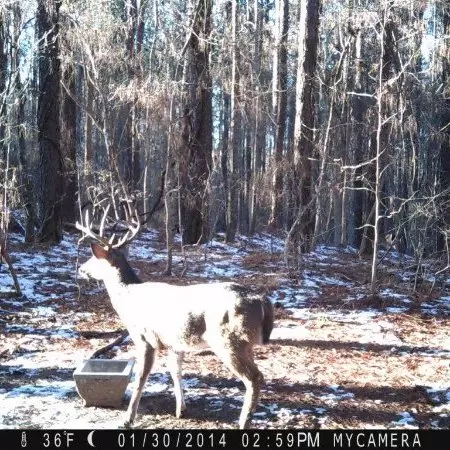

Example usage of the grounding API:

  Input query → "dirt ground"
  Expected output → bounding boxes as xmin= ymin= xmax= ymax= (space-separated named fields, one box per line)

xmin=1 ymin=231 xmax=449 ymax=429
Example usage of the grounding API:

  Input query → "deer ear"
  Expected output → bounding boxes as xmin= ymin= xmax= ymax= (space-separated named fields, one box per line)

xmin=91 ymin=243 xmax=109 ymax=260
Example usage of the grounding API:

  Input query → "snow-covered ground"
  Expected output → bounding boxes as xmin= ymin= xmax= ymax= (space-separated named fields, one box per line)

xmin=1 ymin=231 xmax=449 ymax=429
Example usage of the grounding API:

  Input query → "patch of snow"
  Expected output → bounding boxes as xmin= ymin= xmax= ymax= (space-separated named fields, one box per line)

xmin=320 ymin=386 xmax=355 ymax=403
xmin=143 ymin=382 xmax=169 ymax=394
xmin=290 ymin=308 xmax=381 ymax=323
xmin=6 ymin=323 xmax=79 ymax=339
xmin=269 ymin=286 xmax=310 ymax=309
xmin=380 ymin=288 xmax=412 ymax=302
xmin=183 ymin=377 xmax=202 ymax=388
xmin=302 ymin=277 xmax=320 ymax=289
xmin=253 ymin=233 xmax=285 ymax=253
xmin=7 ymin=353 xmax=78 ymax=371
xmin=426 ymin=386 xmax=450 ymax=412
xmin=309 ymin=274 xmax=350 ymax=287
xmin=432 ymin=404 xmax=450 ymax=413
xmin=201 ymin=262 xmax=252 ymax=279
xmin=421 ymin=297 xmax=450 ymax=316
xmin=385 ymin=307 xmax=409 ymax=313
xmin=270 ymin=324 xmax=310 ymax=341
xmin=5 ymin=380 xmax=75 ymax=399
xmin=311 ymin=246 xmax=356 ymax=262
xmin=391 ymin=411 xmax=417 ymax=427
xmin=32 ymin=306 xmax=57 ymax=317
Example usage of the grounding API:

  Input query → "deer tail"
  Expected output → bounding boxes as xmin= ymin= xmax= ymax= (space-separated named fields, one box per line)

xmin=261 ymin=298 xmax=274 ymax=344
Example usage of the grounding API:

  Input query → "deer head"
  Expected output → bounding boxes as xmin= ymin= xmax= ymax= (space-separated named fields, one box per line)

xmin=76 ymin=201 xmax=141 ymax=284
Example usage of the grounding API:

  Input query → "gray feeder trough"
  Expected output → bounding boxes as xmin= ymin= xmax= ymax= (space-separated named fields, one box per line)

xmin=74 ymin=359 xmax=135 ymax=407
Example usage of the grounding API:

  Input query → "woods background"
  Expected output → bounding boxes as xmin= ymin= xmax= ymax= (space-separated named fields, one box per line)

xmin=0 ymin=0 xmax=449 ymax=288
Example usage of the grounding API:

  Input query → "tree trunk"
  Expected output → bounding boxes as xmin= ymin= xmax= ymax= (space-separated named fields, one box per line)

xmin=348 ymin=22 xmax=367 ymax=248
xmin=371 ymin=9 xmax=397 ymax=292
xmin=226 ymin=0 xmax=241 ymax=242
xmin=439 ymin=1 xmax=450 ymax=249
xmin=0 ymin=7 xmax=7 ymax=164
xmin=18 ymin=79 xmax=35 ymax=241
xmin=11 ymin=4 xmax=35 ymax=242
xmin=241 ymin=129 xmax=251 ymax=234
xmin=36 ymin=0 xmax=63 ymax=244
xmin=164 ymin=95 xmax=178 ymax=275
xmin=221 ymin=91 xmax=230 ymax=233
xmin=249 ymin=0 xmax=264 ymax=234
xmin=180 ymin=0 xmax=213 ymax=245
xmin=133 ymin=0 xmax=145 ymax=192
xmin=269 ymin=0 xmax=289 ymax=230
xmin=84 ymin=68 xmax=93 ymax=176
xmin=287 ymin=0 xmax=321 ymax=257
xmin=61 ymin=61 xmax=77 ymax=225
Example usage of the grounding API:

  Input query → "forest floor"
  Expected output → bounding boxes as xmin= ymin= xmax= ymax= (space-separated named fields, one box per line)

xmin=0 ymin=230 xmax=449 ymax=429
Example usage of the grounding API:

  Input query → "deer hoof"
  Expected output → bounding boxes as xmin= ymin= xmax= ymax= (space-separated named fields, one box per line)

xmin=239 ymin=419 xmax=251 ymax=430
xmin=121 ymin=419 xmax=133 ymax=429
xmin=176 ymin=406 xmax=186 ymax=419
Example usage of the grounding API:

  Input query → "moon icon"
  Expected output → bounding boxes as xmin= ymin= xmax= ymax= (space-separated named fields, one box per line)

xmin=87 ymin=430 xmax=96 ymax=448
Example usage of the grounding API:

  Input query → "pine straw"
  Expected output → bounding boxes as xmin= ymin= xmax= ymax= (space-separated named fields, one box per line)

xmin=1 ymin=236 xmax=449 ymax=429
xmin=66 ymin=245 xmax=450 ymax=428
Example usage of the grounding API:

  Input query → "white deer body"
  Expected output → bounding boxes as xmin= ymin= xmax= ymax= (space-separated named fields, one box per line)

xmin=104 ymin=281 xmax=265 ymax=352
xmin=78 ymin=243 xmax=273 ymax=429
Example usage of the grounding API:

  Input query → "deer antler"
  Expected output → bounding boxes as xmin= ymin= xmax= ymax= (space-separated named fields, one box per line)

xmin=76 ymin=206 xmax=111 ymax=248
xmin=76 ymin=200 xmax=141 ymax=249
xmin=113 ymin=200 xmax=141 ymax=249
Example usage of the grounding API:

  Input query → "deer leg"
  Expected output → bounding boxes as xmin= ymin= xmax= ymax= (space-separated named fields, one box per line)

xmin=238 ymin=368 xmax=263 ymax=429
xmin=214 ymin=342 xmax=263 ymax=429
xmin=124 ymin=342 xmax=155 ymax=428
xmin=168 ymin=350 xmax=186 ymax=418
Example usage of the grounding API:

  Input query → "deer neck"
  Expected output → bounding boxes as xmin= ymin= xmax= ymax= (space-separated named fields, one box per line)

xmin=101 ymin=265 xmax=142 ymax=301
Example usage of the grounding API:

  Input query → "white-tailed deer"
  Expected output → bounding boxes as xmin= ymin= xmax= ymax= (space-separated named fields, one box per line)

xmin=76 ymin=207 xmax=273 ymax=429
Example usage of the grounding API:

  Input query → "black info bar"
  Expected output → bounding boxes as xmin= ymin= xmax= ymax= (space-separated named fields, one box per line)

xmin=1 ymin=429 xmax=446 ymax=450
